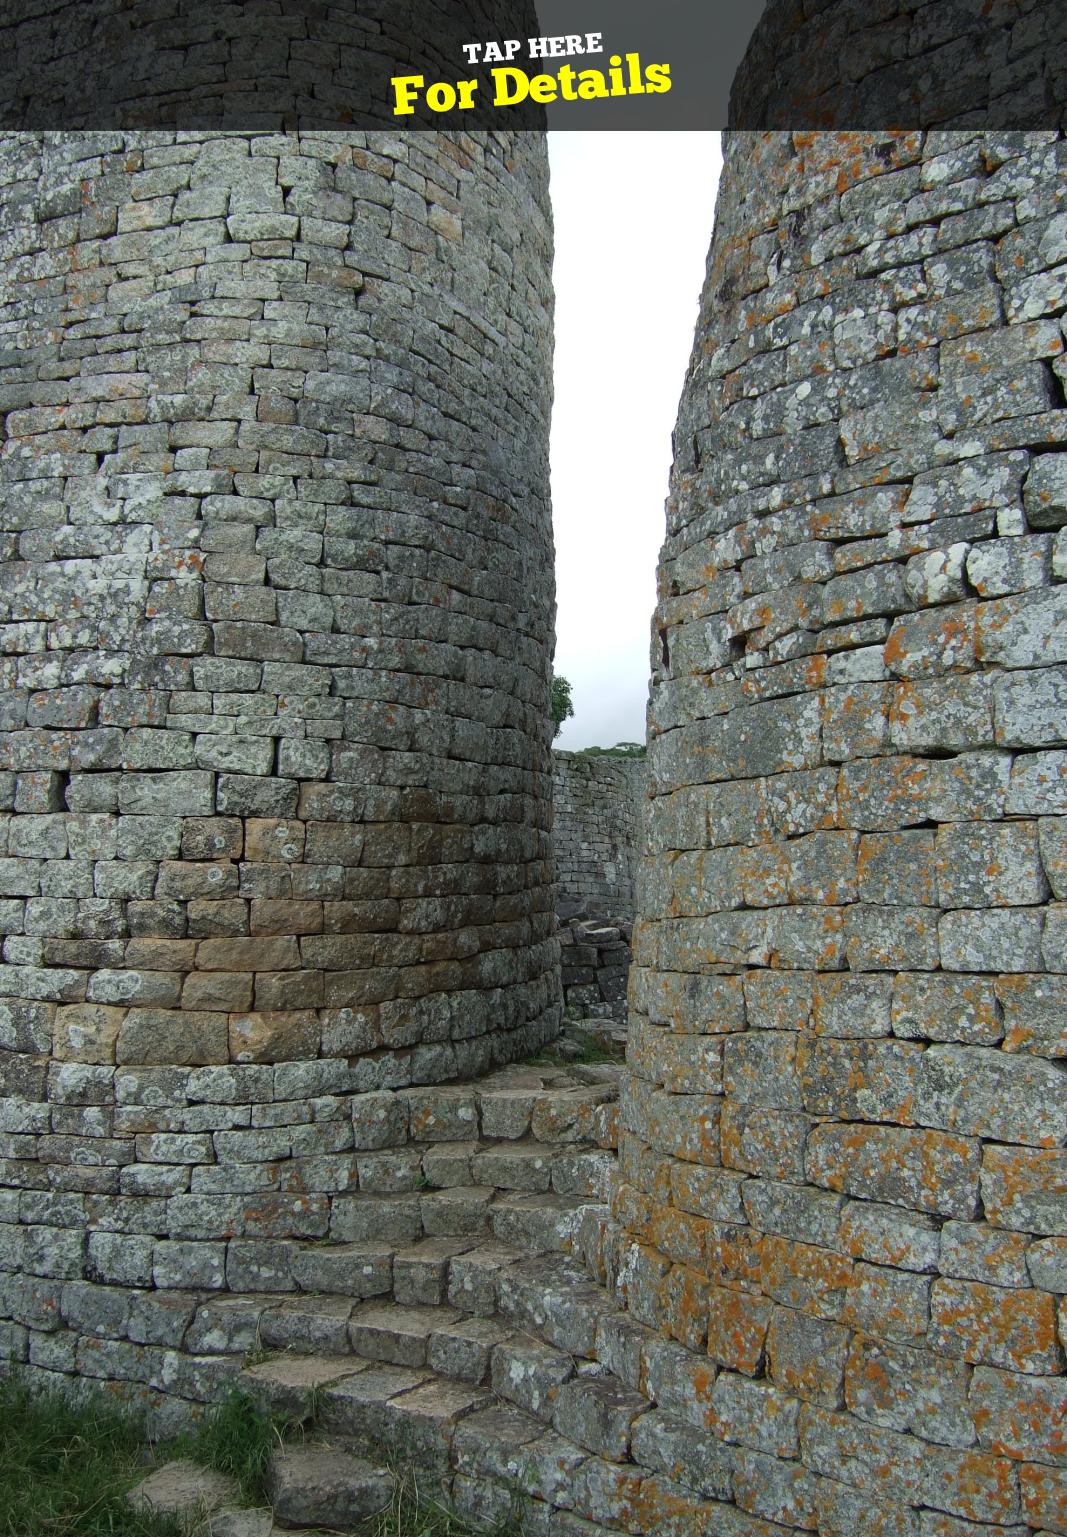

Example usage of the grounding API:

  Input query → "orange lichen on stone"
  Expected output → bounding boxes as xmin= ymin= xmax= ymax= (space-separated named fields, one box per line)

xmin=931 ymin=1278 xmax=1063 ymax=1373
xmin=761 ymin=1236 xmax=853 ymax=1321
xmin=706 ymin=1285 xmax=773 ymax=1376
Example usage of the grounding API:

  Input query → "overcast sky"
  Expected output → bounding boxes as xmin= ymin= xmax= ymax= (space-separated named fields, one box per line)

xmin=548 ymin=130 xmax=723 ymax=750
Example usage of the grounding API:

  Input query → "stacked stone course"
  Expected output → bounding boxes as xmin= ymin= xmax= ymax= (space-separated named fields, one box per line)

xmin=0 ymin=128 xmax=559 ymax=1353
xmin=619 ymin=128 xmax=1067 ymax=1535
xmin=552 ymin=751 xmax=646 ymax=922
xmin=732 ymin=0 xmax=1067 ymax=132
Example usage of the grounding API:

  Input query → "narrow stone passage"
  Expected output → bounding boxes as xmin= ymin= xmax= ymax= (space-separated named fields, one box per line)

xmin=1 ymin=69 xmax=1064 ymax=1537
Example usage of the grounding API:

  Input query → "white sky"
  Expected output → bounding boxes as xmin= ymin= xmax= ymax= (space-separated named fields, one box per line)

xmin=548 ymin=130 xmax=723 ymax=750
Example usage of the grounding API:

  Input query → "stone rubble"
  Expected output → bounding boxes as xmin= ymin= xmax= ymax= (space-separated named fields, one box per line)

xmin=558 ymin=918 xmax=633 ymax=1029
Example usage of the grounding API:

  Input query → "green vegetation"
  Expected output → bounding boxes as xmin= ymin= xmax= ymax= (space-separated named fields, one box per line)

xmin=549 ymin=674 xmax=574 ymax=739
xmin=0 ymin=1376 xmax=293 ymax=1535
xmin=575 ymin=741 xmax=645 ymax=758
xmin=0 ymin=1375 xmax=523 ymax=1537
xmin=0 ymin=1374 xmax=182 ymax=1537
xmin=176 ymin=1388 xmax=277 ymax=1505
xmin=370 ymin=1469 xmax=522 ymax=1537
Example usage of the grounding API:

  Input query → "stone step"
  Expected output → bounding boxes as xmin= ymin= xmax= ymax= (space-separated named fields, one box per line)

xmin=354 ymin=1134 xmax=616 ymax=1198
xmin=266 ymin=1444 xmax=393 ymax=1530
xmin=495 ymin=1252 xmax=620 ymax=1359
xmin=245 ymin=1344 xmax=643 ymax=1490
xmin=240 ymin=1256 xmax=629 ymax=1437
xmin=351 ymin=1069 xmax=621 ymax=1156
xmin=191 ymin=1195 xmax=618 ymax=1356
xmin=327 ymin=1184 xmax=609 ymax=1251
xmin=232 ymin=1250 xmax=618 ymax=1388
xmin=347 ymin=1301 xmax=515 ymax=1380
xmin=235 ymin=1229 xmax=744 ymax=1537
xmin=179 ymin=1235 xmax=564 ymax=1358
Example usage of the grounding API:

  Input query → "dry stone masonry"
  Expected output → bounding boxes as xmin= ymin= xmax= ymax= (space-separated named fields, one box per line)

xmin=0 ymin=128 xmax=559 ymax=1353
xmin=732 ymin=0 xmax=1067 ymax=131
xmin=0 ymin=1 xmax=545 ymax=132
xmin=552 ymin=751 xmax=646 ymax=922
xmin=0 ymin=98 xmax=1065 ymax=1537
xmin=621 ymin=129 xmax=1067 ymax=1535
xmin=559 ymin=918 xmax=634 ymax=1030
xmin=552 ymin=751 xmax=645 ymax=1028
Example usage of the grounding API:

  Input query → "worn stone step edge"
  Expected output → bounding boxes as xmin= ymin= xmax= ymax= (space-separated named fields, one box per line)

xmin=282 ymin=1346 xmax=648 ymax=1467
xmin=350 ymin=1078 xmax=620 ymax=1154
xmin=193 ymin=1239 xmax=616 ymax=1367
xmin=46 ymin=1208 xmax=614 ymax=1380
xmin=240 ymin=1251 xmax=629 ymax=1426
xmin=266 ymin=1442 xmax=394 ymax=1532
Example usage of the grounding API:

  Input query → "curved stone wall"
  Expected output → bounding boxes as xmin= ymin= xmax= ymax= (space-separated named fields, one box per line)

xmin=0 ymin=131 xmax=557 ymax=1300
xmin=0 ymin=2 xmax=545 ymax=131
xmin=731 ymin=0 xmax=1067 ymax=130
xmin=621 ymin=130 xmax=1066 ymax=1534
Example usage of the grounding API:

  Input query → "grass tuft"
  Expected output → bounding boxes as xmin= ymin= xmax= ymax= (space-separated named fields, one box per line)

xmin=0 ymin=1376 xmax=522 ymax=1537
xmin=175 ymin=1388 xmax=278 ymax=1505
xmin=0 ymin=1373 xmax=183 ymax=1537
xmin=368 ymin=1468 xmax=523 ymax=1537
xmin=528 ymin=1025 xmax=621 ymax=1068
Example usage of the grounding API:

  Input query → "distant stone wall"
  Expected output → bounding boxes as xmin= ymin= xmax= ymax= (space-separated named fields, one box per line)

xmin=552 ymin=752 xmax=646 ymax=920
xmin=620 ymin=128 xmax=1067 ymax=1536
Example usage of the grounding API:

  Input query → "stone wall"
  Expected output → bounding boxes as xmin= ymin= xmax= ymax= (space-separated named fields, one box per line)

xmin=0 ymin=130 xmax=558 ymax=1321
xmin=0 ymin=1 xmax=545 ymax=131
xmin=731 ymin=0 xmax=1067 ymax=130
xmin=620 ymin=128 xmax=1066 ymax=1535
xmin=552 ymin=752 xmax=646 ymax=920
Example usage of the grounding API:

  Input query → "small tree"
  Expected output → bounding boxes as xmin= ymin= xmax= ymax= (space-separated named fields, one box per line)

xmin=550 ymin=674 xmax=574 ymax=740
xmin=577 ymin=741 xmax=646 ymax=758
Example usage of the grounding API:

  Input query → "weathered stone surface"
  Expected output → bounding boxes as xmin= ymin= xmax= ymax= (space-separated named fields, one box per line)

xmin=239 ymin=1355 xmax=366 ymax=1419
xmin=552 ymin=1374 xmax=649 ymax=1463
xmin=0 ymin=124 xmax=559 ymax=1386
xmin=128 ymin=1460 xmax=238 ymax=1520
xmin=980 ymin=1146 xmax=1067 ymax=1235
xmin=766 ymin=1305 xmax=849 ymax=1406
xmin=615 ymin=123 xmax=1065 ymax=1537
xmin=930 ymin=1277 xmax=1063 ymax=1373
xmin=844 ymin=1334 xmax=974 ymax=1448
xmin=630 ymin=1409 xmax=734 ymax=1502
xmin=491 ymin=1336 xmax=574 ymax=1420
xmin=267 ymin=1446 xmax=392 ymax=1528
xmin=807 ymin=1125 xmax=981 ymax=1218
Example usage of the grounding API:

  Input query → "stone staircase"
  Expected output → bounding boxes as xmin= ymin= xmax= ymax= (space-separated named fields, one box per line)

xmin=128 ymin=1055 xmax=745 ymax=1535
xmin=149 ymin=1060 xmax=641 ymax=1534
xmin=237 ymin=1233 xmax=662 ymax=1531
xmin=184 ymin=1058 xmax=746 ymax=1537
